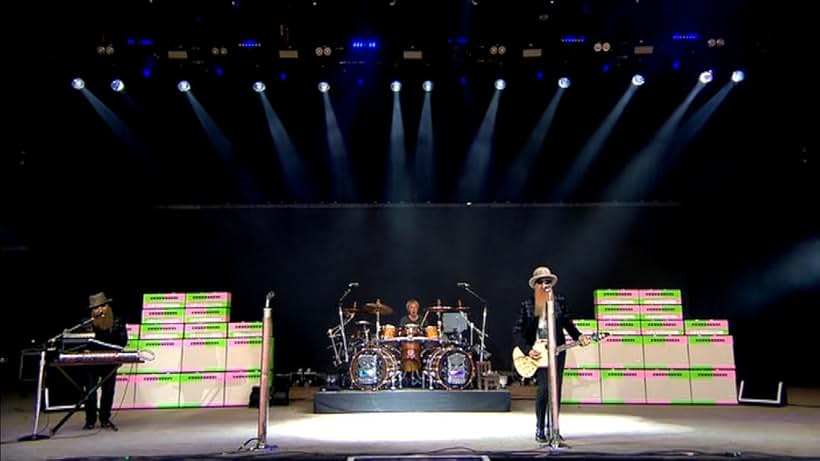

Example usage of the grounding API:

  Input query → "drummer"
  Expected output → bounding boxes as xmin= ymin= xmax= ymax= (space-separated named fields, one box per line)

xmin=399 ymin=298 xmax=426 ymax=328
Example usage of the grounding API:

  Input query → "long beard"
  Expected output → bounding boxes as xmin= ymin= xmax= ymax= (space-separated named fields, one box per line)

xmin=92 ymin=306 xmax=114 ymax=330
xmin=534 ymin=292 xmax=551 ymax=317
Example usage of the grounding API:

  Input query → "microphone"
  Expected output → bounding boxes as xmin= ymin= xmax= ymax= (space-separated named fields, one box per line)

xmin=348 ymin=282 xmax=359 ymax=288
xmin=265 ymin=291 xmax=275 ymax=308
xmin=457 ymin=282 xmax=470 ymax=288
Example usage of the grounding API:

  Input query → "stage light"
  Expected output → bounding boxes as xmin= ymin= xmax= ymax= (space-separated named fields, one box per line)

xmin=602 ymin=42 xmax=611 ymax=52
xmin=105 ymin=45 xmax=114 ymax=55
xmin=422 ymin=80 xmax=433 ymax=92
xmin=323 ymin=46 xmax=332 ymax=56
xmin=699 ymin=70 xmax=713 ymax=84
xmin=631 ymin=74 xmax=645 ymax=86
xmin=71 ymin=78 xmax=85 ymax=90
xmin=110 ymin=79 xmax=125 ymax=92
xmin=731 ymin=70 xmax=745 ymax=83
xmin=280 ymin=72 xmax=288 ymax=81
xmin=497 ymin=45 xmax=507 ymax=55
xmin=536 ymin=71 xmax=544 ymax=81
xmin=558 ymin=77 xmax=571 ymax=89
xmin=318 ymin=81 xmax=330 ymax=93
xmin=489 ymin=45 xmax=498 ymax=55
xmin=252 ymin=81 xmax=266 ymax=93
xmin=494 ymin=79 xmax=506 ymax=90
xmin=177 ymin=80 xmax=191 ymax=92
xmin=390 ymin=81 xmax=402 ymax=92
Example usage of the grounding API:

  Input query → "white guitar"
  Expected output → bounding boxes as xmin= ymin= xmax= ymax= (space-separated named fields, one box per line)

xmin=512 ymin=332 xmax=609 ymax=378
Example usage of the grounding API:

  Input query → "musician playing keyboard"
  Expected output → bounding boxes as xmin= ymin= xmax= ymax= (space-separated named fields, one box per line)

xmin=80 ymin=292 xmax=128 ymax=431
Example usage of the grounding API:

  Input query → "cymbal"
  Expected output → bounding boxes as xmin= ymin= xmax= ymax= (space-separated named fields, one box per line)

xmin=427 ymin=305 xmax=471 ymax=312
xmin=364 ymin=301 xmax=393 ymax=315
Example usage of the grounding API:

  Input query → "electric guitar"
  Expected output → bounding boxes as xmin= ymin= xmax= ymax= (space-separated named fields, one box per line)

xmin=512 ymin=332 xmax=610 ymax=378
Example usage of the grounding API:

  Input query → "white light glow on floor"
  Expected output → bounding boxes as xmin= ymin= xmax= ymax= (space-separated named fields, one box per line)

xmin=267 ymin=412 xmax=694 ymax=443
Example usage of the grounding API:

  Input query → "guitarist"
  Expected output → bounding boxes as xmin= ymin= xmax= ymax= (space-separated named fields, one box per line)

xmin=513 ymin=266 xmax=591 ymax=443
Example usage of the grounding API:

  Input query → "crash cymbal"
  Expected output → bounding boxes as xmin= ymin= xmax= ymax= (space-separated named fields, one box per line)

xmin=364 ymin=300 xmax=393 ymax=315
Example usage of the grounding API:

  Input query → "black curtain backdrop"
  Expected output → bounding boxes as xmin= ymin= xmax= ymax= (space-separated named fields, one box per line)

xmin=4 ymin=203 xmax=818 ymax=388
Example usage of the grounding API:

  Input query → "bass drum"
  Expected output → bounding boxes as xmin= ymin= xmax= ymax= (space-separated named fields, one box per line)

xmin=349 ymin=346 xmax=399 ymax=391
xmin=425 ymin=346 xmax=475 ymax=390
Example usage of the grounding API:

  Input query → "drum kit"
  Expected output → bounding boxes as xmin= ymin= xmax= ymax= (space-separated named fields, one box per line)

xmin=326 ymin=299 xmax=487 ymax=391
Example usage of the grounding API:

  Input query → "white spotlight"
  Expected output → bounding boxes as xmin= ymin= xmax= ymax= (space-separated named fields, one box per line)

xmin=558 ymin=77 xmax=571 ymax=89
xmin=177 ymin=80 xmax=191 ymax=92
xmin=252 ymin=81 xmax=266 ymax=93
xmin=422 ymin=80 xmax=434 ymax=92
xmin=494 ymin=79 xmax=506 ymax=90
xmin=699 ymin=70 xmax=713 ymax=84
xmin=631 ymin=74 xmax=646 ymax=86
xmin=731 ymin=70 xmax=745 ymax=83
xmin=318 ymin=81 xmax=330 ymax=93
xmin=390 ymin=81 xmax=402 ymax=92
xmin=110 ymin=79 xmax=125 ymax=92
xmin=71 ymin=78 xmax=85 ymax=90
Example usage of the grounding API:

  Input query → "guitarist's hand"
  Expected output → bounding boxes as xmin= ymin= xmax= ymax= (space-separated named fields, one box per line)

xmin=578 ymin=334 xmax=591 ymax=346
xmin=528 ymin=349 xmax=542 ymax=360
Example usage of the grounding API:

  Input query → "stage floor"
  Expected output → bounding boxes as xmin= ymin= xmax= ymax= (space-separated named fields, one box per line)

xmin=2 ymin=387 xmax=819 ymax=460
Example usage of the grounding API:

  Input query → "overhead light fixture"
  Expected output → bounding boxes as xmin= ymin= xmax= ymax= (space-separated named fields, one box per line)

xmin=168 ymin=50 xmax=189 ymax=60
xmin=403 ymin=50 xmax=423 ymax=60
xmin=279 ymin=49 xmax=298 ymax=59
xmin=522 ymin=47 xmax=542 ymax=58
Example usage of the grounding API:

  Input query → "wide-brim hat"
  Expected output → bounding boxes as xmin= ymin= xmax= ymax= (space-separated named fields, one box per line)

xmin=528 ymin=266 xmax=558 ymax=288
xmin=88 ymin=292 xmax=113 ymax=309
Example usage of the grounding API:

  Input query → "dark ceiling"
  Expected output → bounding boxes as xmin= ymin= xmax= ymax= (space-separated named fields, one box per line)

xmin=5 ymin=0 xmax=816 ymax=207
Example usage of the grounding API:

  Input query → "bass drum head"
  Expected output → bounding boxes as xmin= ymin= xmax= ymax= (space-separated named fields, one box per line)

xmin=349 ymin=346 xmax=398 ymax=391
xmin=427 ymin=346 xmax=475 ymax=390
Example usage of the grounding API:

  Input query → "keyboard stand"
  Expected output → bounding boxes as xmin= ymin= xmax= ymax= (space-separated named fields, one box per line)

xmin=49 ymin=366 xmax=119 ymax=436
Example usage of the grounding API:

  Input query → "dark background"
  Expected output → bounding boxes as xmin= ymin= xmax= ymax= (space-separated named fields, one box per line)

xmin=2 ymin=0 xmax=818 ymax=388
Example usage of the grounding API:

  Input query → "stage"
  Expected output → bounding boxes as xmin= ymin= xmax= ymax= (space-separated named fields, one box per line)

xmin=1 ymin=386 xmax=819 ymax=460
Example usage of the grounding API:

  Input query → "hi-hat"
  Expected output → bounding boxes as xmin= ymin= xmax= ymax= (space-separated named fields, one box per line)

xmin=364 ymin=300 xmax=393 ymax=315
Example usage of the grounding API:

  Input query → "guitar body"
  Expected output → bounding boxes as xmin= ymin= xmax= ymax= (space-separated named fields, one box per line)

xmin=512 ymin=332 xmax=610 ymax=378
xmin=512 ymin=341 xmax=548 ymax=378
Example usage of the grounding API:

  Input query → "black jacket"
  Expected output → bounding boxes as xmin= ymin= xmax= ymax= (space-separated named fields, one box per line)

xmin=512 ymin=295 xmax=583 ymax=356
xmin=82 ymin=318 xmax=129 ymax=351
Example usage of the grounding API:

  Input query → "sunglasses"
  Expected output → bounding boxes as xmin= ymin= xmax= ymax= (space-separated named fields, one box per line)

xmin=534 ymin=279 xmax=552 ymax=285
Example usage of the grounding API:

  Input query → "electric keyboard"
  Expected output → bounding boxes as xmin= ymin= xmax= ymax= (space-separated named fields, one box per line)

xmin=54 ymin=350 xmax=147 ymax=366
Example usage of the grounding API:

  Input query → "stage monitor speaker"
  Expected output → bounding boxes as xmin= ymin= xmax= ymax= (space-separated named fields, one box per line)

xmin=738 ymin=379 xmax=786 ymax=406
xmin=248 ymin=373 xmax=290 ymax=407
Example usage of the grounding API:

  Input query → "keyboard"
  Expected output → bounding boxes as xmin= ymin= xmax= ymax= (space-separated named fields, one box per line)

xmin=54 ymin=351 xmax=145 ymax=366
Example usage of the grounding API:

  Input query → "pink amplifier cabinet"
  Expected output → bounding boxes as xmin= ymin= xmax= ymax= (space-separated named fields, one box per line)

xmin=561 ymin=369 xmax=602 ymax=404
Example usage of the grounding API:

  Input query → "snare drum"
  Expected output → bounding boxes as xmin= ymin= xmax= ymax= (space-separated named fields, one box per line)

xmin=402 ymin=323 xmax=421 ymax=337
xmin=381 ymin=324 xmax=396 ymax=339
xmin=349 ymin=346 xmax=399 ymax=391
xmin=424 ymin=325 xmax=439 ymax=339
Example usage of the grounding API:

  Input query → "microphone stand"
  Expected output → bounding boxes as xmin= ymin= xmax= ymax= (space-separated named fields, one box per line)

xmin=19 ymin=317 xmax=94 ymax=442
xmin=336 ymin=285 xmax=356 ymax=363
xmin=459 ymin=285 xmax=489 ymax=363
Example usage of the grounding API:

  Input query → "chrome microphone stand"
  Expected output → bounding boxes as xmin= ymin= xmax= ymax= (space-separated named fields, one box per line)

xmin=544 ymin=285 xmax=565 ymax=449
xmin=458 ymin=283 xmax=489 ymax=362
xmin=19 ymin=317 xmax=94 ymax=441
xmin=335 ymin=282 xmax=358 ymax=362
